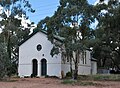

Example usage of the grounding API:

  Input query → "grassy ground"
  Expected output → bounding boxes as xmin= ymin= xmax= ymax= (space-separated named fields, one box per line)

xmin=62 ymin=74 xmax=120 ymax=86
xmin=1 ymin=74 xmax=120 ymax=87
xmin=78 ymin=74 xmax=120 ymax=81
xmin=62 ymin=79 xmax=100 ymax=86
xmin=0 ymin=75 xmax=120 ymax=88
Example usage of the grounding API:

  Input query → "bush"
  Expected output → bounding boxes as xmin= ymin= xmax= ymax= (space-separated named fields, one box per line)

xmin=66 ymin=72 xmax=72 ymax=78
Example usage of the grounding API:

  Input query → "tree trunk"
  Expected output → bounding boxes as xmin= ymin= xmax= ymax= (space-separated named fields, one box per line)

xmin=74 ymin=62 xmax=78 ymax=80
xmin=111 ymin=57 xmax=120 ymax=70
xmin=7 ymin=34 xmax=11 ymax=60
xmin=74 ymin=50 xmax=79 ymax=80
xmin=102 ymin=57 xmax=106 ymax=67
xmin=70 ymin=57 xmax=73 ymax=77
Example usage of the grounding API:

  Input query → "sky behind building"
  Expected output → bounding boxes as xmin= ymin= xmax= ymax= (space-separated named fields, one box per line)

xmin=28 ymin=0 xmax=97 ymax=24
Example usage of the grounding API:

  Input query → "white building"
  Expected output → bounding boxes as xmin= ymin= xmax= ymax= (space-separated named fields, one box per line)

xmin=18 ymin=30 xmax=97 ymax=78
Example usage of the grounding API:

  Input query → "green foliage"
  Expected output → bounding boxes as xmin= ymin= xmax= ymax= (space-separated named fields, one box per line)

xmin=66 ymin=72 xmax=72 ymax=78
xmin=0 ymin=43 xmax=9 ymax=79
xmin=92 ymin=0 xmax=120 ymax=69
xmin=50 ymin=46 xmax=60 ymax=57
xmin=0 ymin=0 xmax=35 ymax=78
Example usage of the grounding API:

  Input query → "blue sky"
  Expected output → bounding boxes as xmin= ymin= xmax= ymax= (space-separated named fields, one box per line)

xmin=28 ymin=0 xmax=96 ymax=24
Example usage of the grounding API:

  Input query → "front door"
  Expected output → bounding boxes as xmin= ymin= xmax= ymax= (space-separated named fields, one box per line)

xmin=32 ymin=59 xmax=38 ymax=77
xmin=41 ymin=59 xmax=47 ymax=76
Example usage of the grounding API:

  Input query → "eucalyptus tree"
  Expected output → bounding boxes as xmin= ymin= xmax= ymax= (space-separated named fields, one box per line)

xmin=0 ymin=0 xmax=35 ymax=77
xmin=92 ymin=0 xmax=120 ymax=69
xmin=37 ymin=0 xmax=95 ymax=79
xmin=0 ymin=42 xmax=9 ymax=79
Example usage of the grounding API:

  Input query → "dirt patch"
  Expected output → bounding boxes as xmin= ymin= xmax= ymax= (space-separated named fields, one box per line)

xmin=0 ymin=78 xmax=120 ymax=88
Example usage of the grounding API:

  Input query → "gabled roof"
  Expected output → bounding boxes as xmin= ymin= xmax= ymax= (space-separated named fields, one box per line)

xmin=18 ymin=29 xmax=63 ymax=46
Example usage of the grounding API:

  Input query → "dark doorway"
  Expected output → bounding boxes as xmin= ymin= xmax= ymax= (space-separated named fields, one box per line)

xmin=41 ymin=59 xmax=47 ymax=76
xmin=32 ymin=59 xmax=38 ymax=77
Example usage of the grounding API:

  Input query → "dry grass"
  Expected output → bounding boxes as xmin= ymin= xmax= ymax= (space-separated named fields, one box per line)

xmin=0 ymin=77 xmax=120 ymax=88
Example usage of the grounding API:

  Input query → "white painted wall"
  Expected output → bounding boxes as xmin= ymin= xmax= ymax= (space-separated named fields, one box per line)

xmin=91 ymin=61 xmax=97 ymax=75
xmin=78 ymin=65 xmax=91 ymax=75
xmin=61 ymin=64 xmax=91 ymax=76
xmin=61 ymin=64 xmax=70 ymax=76
xmin=18 ymin=32 xmax=61 ymax=77
xmin=61 ymin=50 xmax=93 ymax=76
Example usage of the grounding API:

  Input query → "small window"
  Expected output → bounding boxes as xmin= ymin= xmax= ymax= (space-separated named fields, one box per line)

xmin=37 ymin=44 xmax=42 ymax=51
xmin=85 ymin=51 xmax=87 ymax=64
xmin=82 ymin=51 xmax=87 ymax=64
